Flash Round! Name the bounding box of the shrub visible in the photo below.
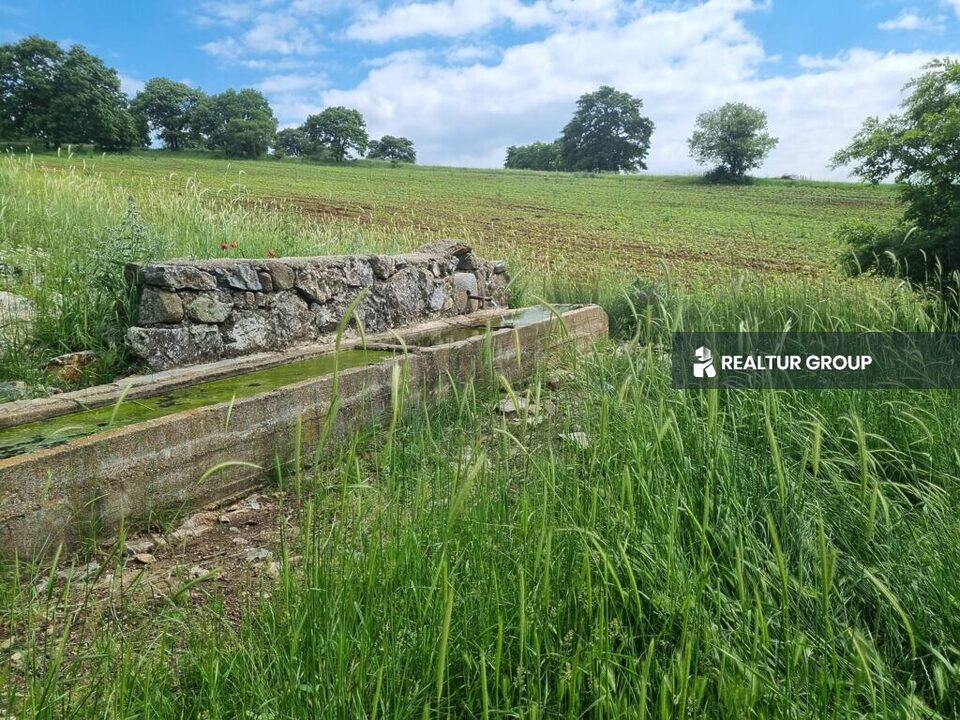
[832,59,960,285]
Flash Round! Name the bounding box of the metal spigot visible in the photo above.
[468,294,495,309]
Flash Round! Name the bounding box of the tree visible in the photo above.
[0,36,63,140]
[303,107,368,162]
[504,141,561,170]
[367,135,416,163]
[0,36,139,150]
[688,102,778,182]
[131,78,205,150]
[46,46,140,150]
[559,86,654,172]
[832,59,960,283]
[274,127,312,158]
[193,89,277,158]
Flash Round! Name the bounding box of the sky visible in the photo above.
[3,0,959,178]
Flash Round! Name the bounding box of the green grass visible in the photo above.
[12,150,901,279]
[3,281,960,718]
[0,151,903,388]
[3,150,959,717]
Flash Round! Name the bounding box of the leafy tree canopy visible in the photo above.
[559,86,654,172]
[504,141,561,171]
[303,107,368,162]
[0,35,63,140]
[832,58,960,283]
[274,127,312,158]
[130,78,206,150]
[688,102,778,182]
[367,135,416,163]
[193,88,277,158]
[0,36,139,150]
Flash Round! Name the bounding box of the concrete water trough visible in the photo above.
[0,304,608,558]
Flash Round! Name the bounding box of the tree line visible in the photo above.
[504,85,778,182]
[0,35,416,163]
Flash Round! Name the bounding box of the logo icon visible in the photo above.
[693,346,717,378]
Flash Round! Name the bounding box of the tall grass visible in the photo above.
[0,154,432,387]
[3,277,960,718]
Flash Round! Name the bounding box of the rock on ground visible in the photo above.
[0,291,35,346]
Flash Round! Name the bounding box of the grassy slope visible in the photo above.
[5,153,960,718]
[1,152,902,386]
[26,152,901,279]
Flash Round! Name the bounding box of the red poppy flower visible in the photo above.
[220,242,229,250]
[266,249,278,258]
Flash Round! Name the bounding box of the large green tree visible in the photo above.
[367,135,416,163]
[303,107,368,162]
[0,36,139,149]
[274,127,313,158]
[193,89,277,158]
[688,102,778,182]
[504,140,561,171]
[559,86,654,172]
[131,78,205,150]
[832,58,960,282]
[0,35,63,140]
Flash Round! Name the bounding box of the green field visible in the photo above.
[4,153,960,718]
[11,152,901,279]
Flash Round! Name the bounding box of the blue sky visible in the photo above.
[3,0,959,177]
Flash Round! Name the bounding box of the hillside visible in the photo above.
[22,152,901,280]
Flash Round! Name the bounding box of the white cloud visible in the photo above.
[193,0,956,178]
[946,0,960,19]
[192,1,278,28]
[198,2,325,66]
[446,44,502,64]
[878,10,944,31]
[242,12,322,54]
[119,73,145,98]
[256,73,328,94]
[796,54,847,69]
[347,0,550,42]
[282,0,946,178]
[345,0,629,42]
[256,72,329,120]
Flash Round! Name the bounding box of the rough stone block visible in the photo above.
[268,263,295,290]
[127,325,222,370]
[186,294,232,324]
[417,240,472,258]
[452,272,478,297]
[369,255,396,280]
[296,266,340,304]
[223,263,262,291]
[141,265,217,291]
[257,271,274,292]
[126,245,510,369]
[139,288,184,325]
[224,312,274,356]
[383,267,428,325]
[428,286,447,311]
[343,258,374,288]
[273,292,315,344]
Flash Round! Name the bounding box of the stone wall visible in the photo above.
[125,241,509,370]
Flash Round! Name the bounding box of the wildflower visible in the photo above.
[229,242,239,249]
[266,249,278,258]
[220,242,229,250]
